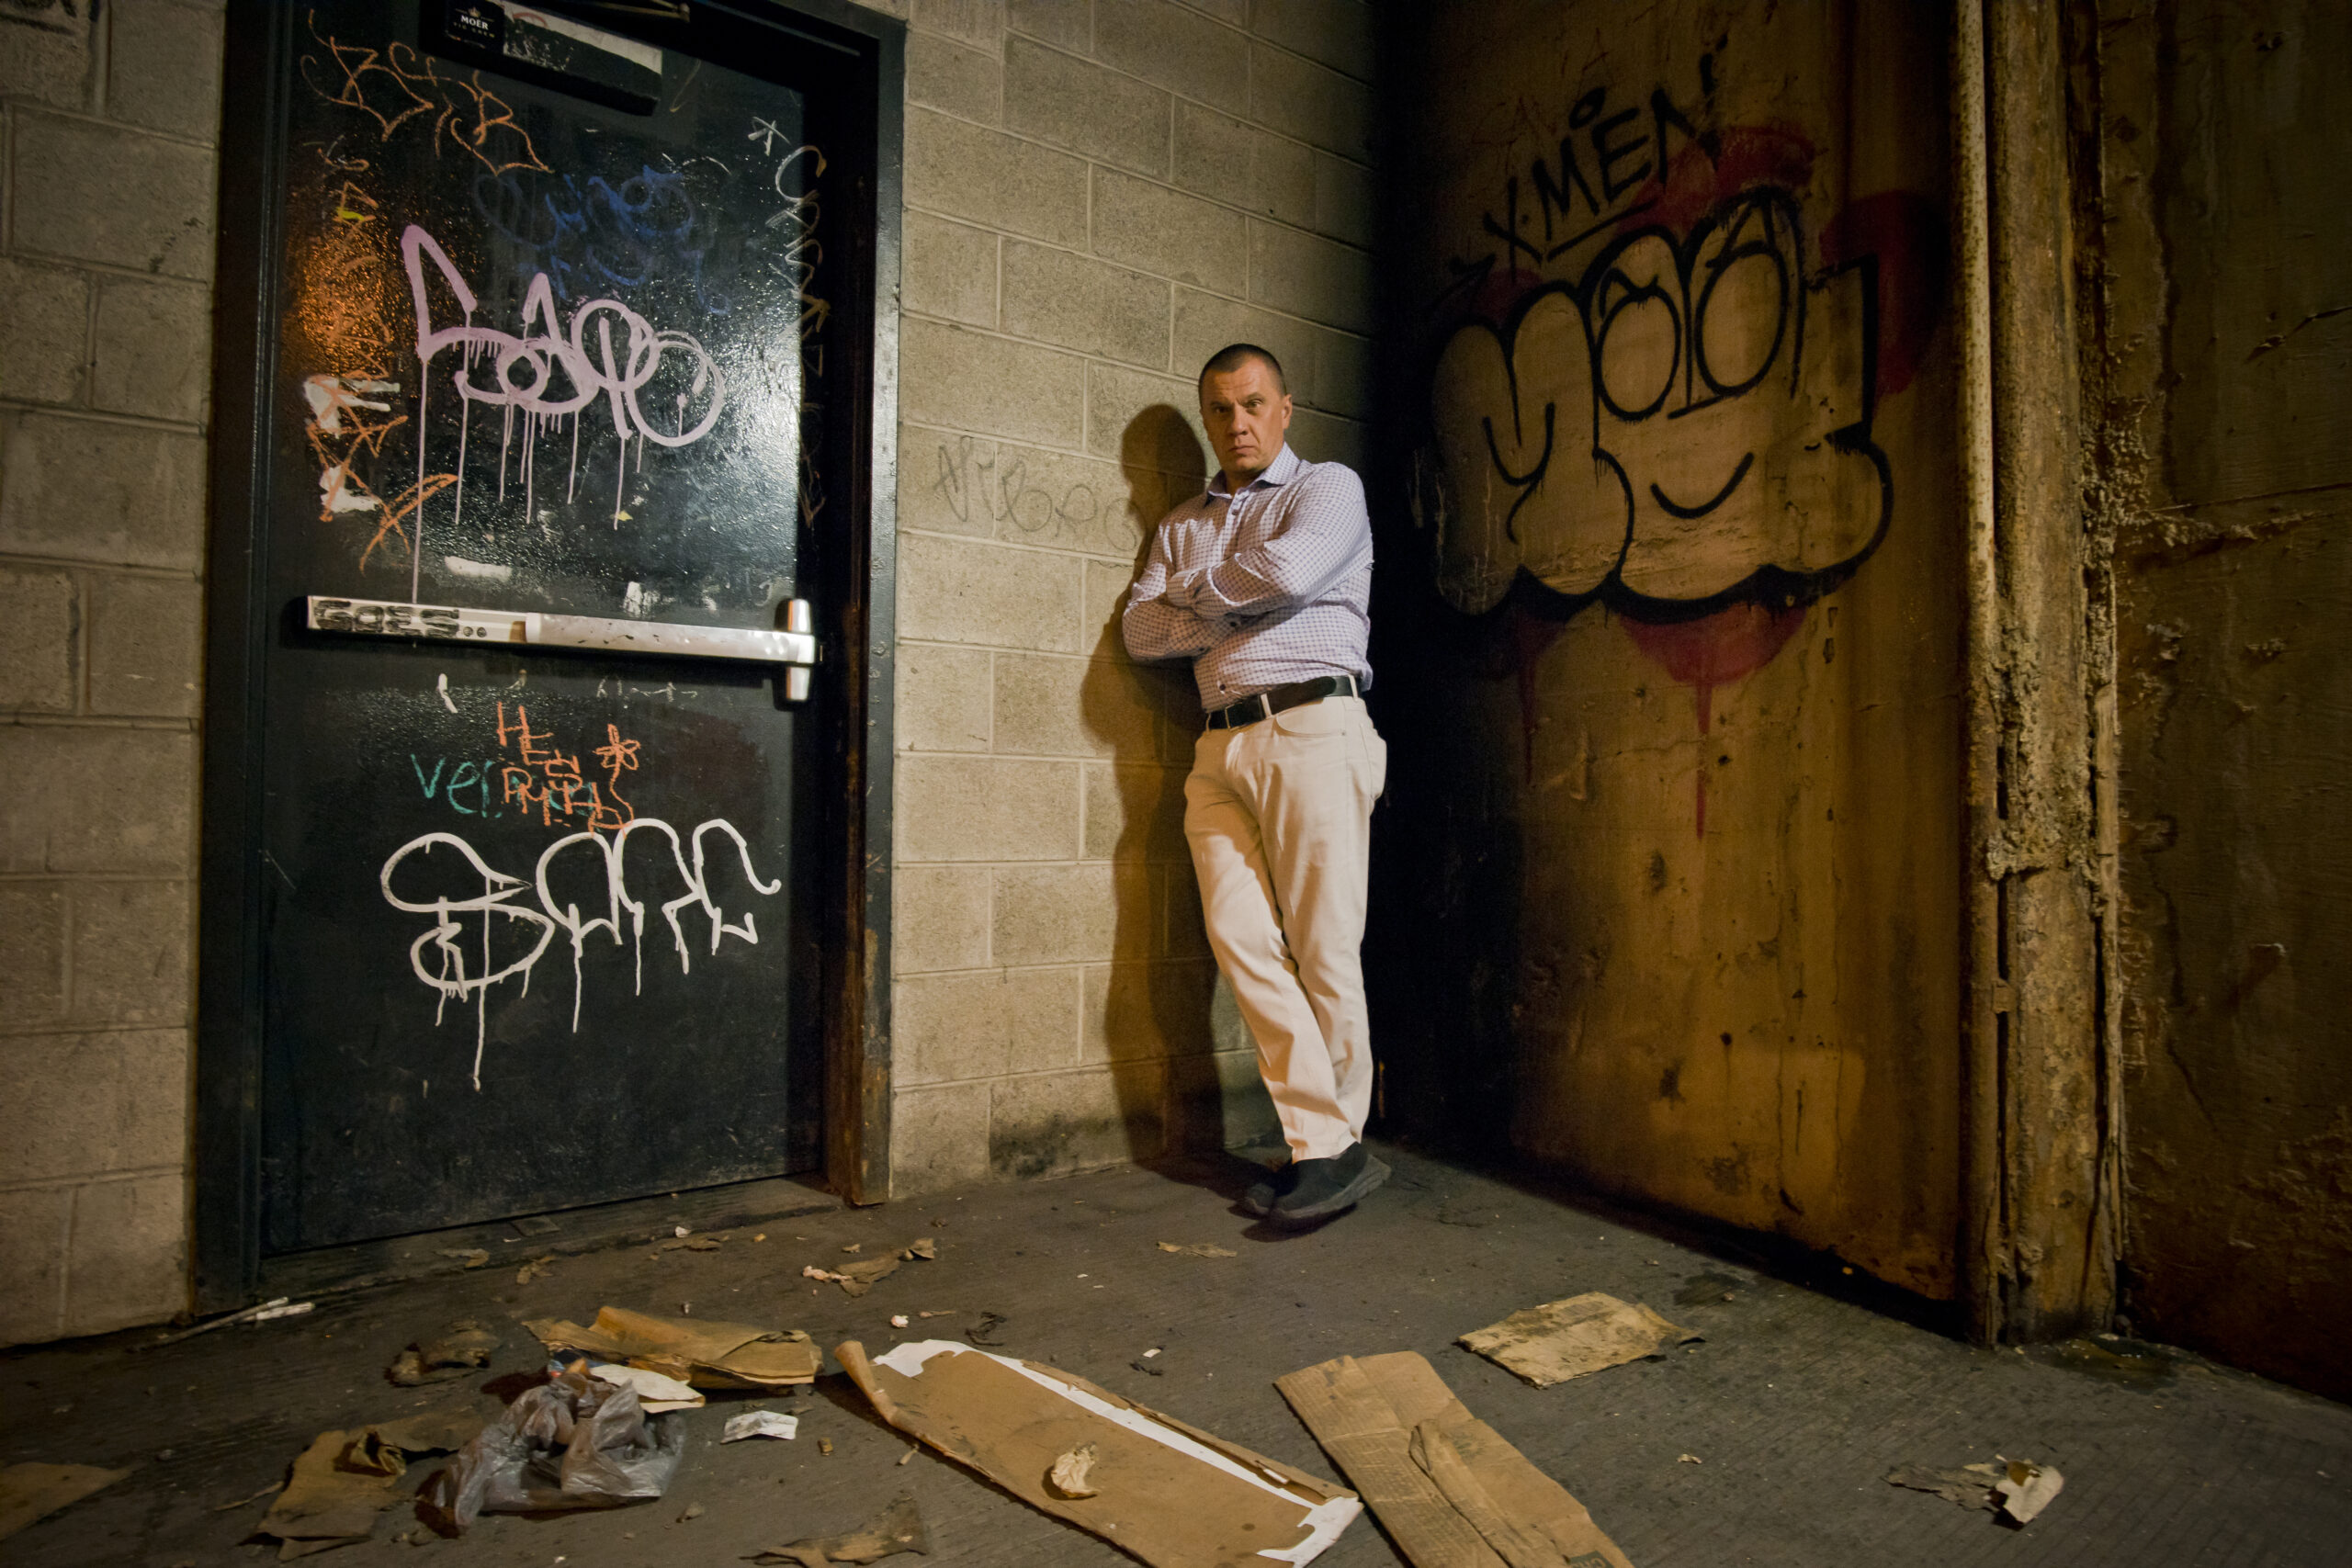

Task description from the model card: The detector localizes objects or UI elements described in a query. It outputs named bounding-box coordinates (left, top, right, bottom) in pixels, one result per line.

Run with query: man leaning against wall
left=1122, top=344, right=1388, bottom=1228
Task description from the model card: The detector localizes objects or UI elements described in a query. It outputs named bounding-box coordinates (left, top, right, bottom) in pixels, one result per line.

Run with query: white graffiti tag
left=380, top=818, right=780, bottom=1088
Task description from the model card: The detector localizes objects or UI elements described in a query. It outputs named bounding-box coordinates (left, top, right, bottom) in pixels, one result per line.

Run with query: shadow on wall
left=1056, top=405, right=1280, bottom=1174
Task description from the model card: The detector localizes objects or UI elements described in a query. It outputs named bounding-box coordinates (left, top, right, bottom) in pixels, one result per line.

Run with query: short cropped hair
left=1198, top=342, right=1287, bottom=394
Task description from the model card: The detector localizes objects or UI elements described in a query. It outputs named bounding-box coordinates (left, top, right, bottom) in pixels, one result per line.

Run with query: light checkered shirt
left=1122, top=445, right=1374, bottom=713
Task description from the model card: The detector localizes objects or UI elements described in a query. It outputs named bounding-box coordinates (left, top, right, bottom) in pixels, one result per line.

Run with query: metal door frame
left=193, top=0, right=902, bottom=1310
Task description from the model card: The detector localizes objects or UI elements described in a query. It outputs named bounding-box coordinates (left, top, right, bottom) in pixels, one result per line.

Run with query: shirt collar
left=1207, top=444, right=1302, bottom=500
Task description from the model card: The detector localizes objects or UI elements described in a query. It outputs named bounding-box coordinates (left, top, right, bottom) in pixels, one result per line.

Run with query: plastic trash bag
left=423, top=1367, right=685, bottom=1533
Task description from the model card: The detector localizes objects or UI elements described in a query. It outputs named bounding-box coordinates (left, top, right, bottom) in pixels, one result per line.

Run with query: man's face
left=1200, top=358, right=1293, bottom=484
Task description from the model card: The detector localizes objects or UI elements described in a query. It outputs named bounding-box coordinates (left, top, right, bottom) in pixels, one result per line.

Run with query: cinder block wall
left=881, top=0, right=1376, bottom=1193
left=0, top=0, right=222, bottom=1344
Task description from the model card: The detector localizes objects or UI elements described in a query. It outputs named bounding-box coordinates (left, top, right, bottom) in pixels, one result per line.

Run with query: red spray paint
left=1623, top=603, right=1806, bottom=838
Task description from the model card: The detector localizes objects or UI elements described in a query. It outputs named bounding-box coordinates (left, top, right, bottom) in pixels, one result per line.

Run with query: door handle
left=307, top=595, right=820, bottom=696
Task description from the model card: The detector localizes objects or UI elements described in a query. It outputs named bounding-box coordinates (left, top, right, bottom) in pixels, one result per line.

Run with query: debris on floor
left=526, top=1305, right=817, bottom=1388
left=965, top=1313, right=1008, bottom=1347
left=803, top=1239, right=939, bottom=1296
left=836, top=1338, right=1359, bottom=1567
left=437, top=1248, right=490, bottom=1269
left=585, top=1361, right=704, bottom=1412
left=721, top=1411, right=800, bottom=1443
left=1278, top=1351, right=1635, bottom=1568
left=1457, top=1292, right=1701, bottom=1386
left=745, top=1490, right=929, bottom=1566
left=422, top=1369, right=684, bottom=1535
left=387, top=1320, right=502, bottom=1386
left=515, top=1256, right=556, bottom=1285
left=1155, top=1242, right=1237, bottom=1258
left=1046, top=1443, right=1100, bottom=1498
left=142, top=1296, right=313, bottom=1349
left=1889, top=1458, right=2064, bottom=1525
left=0, top=1463, right=130, bottom=1543
left=257, top=1412, right=479, bottom=1557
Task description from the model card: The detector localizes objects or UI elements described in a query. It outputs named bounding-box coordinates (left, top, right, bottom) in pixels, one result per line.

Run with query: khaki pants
left=1183, top=694, right=1385, bottom=1160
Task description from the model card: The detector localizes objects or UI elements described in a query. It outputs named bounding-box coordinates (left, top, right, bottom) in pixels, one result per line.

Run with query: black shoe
left=1265, top=1143, right=1389, bottom=1227
left=1241, top=1160, right=1296, bottom=1216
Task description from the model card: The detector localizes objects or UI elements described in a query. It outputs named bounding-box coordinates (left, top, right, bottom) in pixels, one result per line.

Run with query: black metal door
left=234, top=0, right=864, bottom=1251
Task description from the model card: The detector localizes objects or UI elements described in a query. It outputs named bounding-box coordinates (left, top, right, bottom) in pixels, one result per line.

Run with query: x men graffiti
left=1411, top=70, right=1947, bottom=828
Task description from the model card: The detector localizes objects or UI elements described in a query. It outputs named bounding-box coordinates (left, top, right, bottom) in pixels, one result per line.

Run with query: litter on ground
left=1457, top=1292, right=1702, bottom=1386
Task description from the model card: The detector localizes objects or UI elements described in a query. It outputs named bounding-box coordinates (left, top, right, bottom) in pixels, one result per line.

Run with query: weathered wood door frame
left=192, top=0, right=902, bottom=1311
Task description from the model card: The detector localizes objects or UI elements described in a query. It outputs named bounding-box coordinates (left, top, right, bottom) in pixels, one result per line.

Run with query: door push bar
left=306, top=595, right=821, bottom=701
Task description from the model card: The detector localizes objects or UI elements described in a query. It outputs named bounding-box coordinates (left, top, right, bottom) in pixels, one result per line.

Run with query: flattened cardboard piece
left=1456, top=1293, right=1698, bottom=1387
left=526, top=1305, right=818, bottom=1387
left=837, top=1338, right=1359, bottom=1567
left=1276, top=1352, right=1634, bottom=1568
left=258, top=1414, right=482, bottom=1555
left=0, top=1462, right=131, bottom=1542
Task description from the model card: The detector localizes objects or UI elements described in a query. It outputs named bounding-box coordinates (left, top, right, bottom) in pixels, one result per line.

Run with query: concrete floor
left=6, top=1144, right=2349, bottom=1566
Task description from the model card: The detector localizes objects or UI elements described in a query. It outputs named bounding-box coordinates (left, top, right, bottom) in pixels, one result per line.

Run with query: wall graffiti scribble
left=380, top=817, right=783, bottom=1085
left=301, top=12, right=550, bottom=178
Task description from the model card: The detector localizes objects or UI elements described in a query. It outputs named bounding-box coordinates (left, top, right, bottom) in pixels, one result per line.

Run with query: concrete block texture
left=0, top=727, right=194, bottom=874
left=899, top=531, right=1084, bottom=652
left=1248, top=218, right=1372, bottom=333
left=0, top=1028, right=187, bottom=1184
left=63, top=1171, right=187, bottom=1333
left=1083, top=957, right=1216, bottom=1061
left=995, top=649, right=1163, bottom=759
left=1094, top=0, right=1249, bottom=114
left=1005, top=0, right=1091, bottom=51
left=992, top=861, right=1152, bottom=964
left=0, top=882, right=68, bottom=1027
left=1248, top=40, right=1372, bottom=164
left=85, top=571, right=200, bottom=717
left=0, top=257, right=91, bottom=406
left=0, top=4, right=91, bottom=111
left=1311, top=324, right=1373, bottom=420
left=1004, top=38, right=1170, bottom=177
left=1285, top=406, right=1367, bottom=472
left=905, top=108, right=1088, bottom=249
left=92, top=276, right=211, bottom=423
left=889, top=1080, right=991, bottom=1196
left=1188, top=0, right=1245, bottom=24
left=1172, top=101, right=1314, bottom=226
left=900, top=319, right=1085, bottom=449
left=906, top=29, right=1002, bottom=125
left=1091, top=168, right=1247, bottom=296
left=1170, top=288, right=1321, bottom=404
left=891, top=863, right=994, bottom=974
left=907, top=425, right=1147, bottom=560
left=71, top=879, right=191, bottom=1025
left=1314, top=149, right=1374, bottom=247
left=0, top=411, right=208, bottom=570
left=896, top=965, right=1081, bottom=1083
left=1165, top=1044, right=1280, bottom=1149
left=1249, top=0, right=1374, bottom=83
left=897, top=754, right=1080, bottom=862
left=1160, top=861, right=1210, bottom=956
left=107, top=0, right=224, bottom=141
left=898, top=642, right=994, bottom=753
left=0, top=1185, right=70, bottom=1346
left=912, top=0, right=1006, bottom=51
left=902, top=211, right=1000, bottom=330
left=0, top=565, right=78, bottom=713
left=1000, top=241, right=1170, bottom=369
left=989, top=1059, right=1165, bottom=1177
left=1085, top=361, right=1209, bottom=464
left=1082, top=556, right=1140, bottom=660
left=11, top=111, right=216, bottom=279
left=1082, top=761, right=1188, bottom=860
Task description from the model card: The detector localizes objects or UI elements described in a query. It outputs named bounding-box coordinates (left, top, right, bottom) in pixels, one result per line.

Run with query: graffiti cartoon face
left=1426, top=186, right=1890, bottom=615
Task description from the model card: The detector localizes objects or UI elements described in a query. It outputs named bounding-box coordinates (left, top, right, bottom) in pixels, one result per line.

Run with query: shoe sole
left=1265, top=1156, right=1389, bottom=1226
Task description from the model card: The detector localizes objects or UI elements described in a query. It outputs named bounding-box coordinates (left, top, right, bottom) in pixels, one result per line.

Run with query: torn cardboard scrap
left=1457, top=1293, right=1699, bottom=1387
left=1277, top=1351, right=1634, bottom=1568
left=526, top=1306, right=817, bottom=1389
left=0, top=1463, right=130, bottom=1544
left=258, top=1413, right=480, bottom=1558
left=1887, top=1457, right=2064, bottom=1525
left=388, top=1320, right=502, bottom=1386
left=1157, top=1242, right=1238, bottom=1258
left=806, top=1240, right=939, bottom=1296
left=588, top=1361, right=705, bottom=1413
left=723, top=1410, right=799, bottom=1443
left=837, top=1338, right=1359, bottom=1567
left=746, top=1491, right=929, bottom=1565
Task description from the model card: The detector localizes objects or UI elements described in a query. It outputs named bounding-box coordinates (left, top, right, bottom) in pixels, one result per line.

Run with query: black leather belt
left=1204, top=674, right=1362, bottom=730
